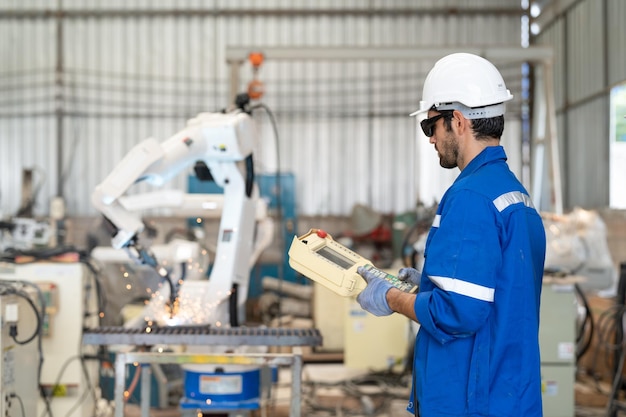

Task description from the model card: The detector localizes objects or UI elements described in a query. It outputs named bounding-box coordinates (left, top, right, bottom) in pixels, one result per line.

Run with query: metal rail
left=83, top=325, right=322, bottom=347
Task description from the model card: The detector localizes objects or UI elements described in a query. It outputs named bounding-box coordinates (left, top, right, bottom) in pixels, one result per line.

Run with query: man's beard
left=437, top=133, right=459, bottom=169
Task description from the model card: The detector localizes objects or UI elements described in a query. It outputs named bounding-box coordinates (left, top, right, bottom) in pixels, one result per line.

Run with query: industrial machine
left=0, top=281, right=40, bottom=417
left=90, top=101, right=322, bottom=415
left=0, top=261, right=100, bottom=417
left=0, top=217, right=51, bottom=251
left=539, top=277, right=578, bottom=417
left=91, top=107, right=264, bottom=328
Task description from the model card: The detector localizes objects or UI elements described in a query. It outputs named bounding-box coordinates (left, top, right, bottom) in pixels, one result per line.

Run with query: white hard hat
left=411, top=53, right=514, bottom=119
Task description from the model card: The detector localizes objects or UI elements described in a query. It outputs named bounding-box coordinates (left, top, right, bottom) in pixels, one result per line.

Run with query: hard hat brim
left=409, top=108, right=426, bottom=117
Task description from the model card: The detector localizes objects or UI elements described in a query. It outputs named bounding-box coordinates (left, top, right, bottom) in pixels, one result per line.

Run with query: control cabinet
left=540, top=279, right=578, bottom=417
left=0, top=288, right=39, bottom=417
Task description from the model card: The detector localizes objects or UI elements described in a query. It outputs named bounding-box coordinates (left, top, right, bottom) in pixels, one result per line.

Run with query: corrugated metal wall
left=0, top=0, right=525, bottom=219
left=534, top=0, right=626, bottom=210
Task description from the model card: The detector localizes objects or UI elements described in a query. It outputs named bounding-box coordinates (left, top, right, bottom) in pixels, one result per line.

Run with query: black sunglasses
left=420, top=112, right=453, bottom=137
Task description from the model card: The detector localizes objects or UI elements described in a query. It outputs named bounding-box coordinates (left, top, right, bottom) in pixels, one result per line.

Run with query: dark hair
left=470, top=116, right=505, bottom=140
left=442, top=113, right=504, bottom=140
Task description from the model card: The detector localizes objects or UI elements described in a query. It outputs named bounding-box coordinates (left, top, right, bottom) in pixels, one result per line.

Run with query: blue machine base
left=182, top=367, right=262, bottom=411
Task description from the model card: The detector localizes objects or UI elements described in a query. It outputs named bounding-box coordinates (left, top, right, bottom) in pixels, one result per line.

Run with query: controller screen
left=316, top=246, right=355, bottom=270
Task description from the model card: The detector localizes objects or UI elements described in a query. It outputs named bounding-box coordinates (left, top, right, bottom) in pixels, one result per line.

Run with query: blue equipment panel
left=254, top=173, right=300, bottom=284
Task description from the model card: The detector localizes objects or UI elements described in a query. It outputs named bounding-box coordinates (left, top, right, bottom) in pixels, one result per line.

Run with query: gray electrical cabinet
left=0, top=289, right=40, bottom=417
left=539, top=279, right=578, bottom=417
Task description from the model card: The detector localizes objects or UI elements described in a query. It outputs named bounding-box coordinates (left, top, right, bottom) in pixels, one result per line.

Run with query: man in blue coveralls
left=356, top=53, right=547, bottom=417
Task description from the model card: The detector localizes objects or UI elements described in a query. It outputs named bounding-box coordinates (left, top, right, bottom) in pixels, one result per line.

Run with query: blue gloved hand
left=397, top=267, right=421, bottom=288
left=356, top=266, right=394, bottom=316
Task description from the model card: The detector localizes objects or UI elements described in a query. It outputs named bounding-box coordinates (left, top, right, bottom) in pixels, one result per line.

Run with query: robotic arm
left=92, top=109, right=264, bottom=325
left=92, top=110, right=255, bottom=258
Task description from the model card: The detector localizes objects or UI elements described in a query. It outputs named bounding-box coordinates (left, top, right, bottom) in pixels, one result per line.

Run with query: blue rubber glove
left=356, top=266, right=394, bottom=316
left=397, top=267, right=421, bottom=288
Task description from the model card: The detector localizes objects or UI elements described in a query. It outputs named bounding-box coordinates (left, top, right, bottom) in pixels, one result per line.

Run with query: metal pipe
left=225, top=45, right=553, bottom=64
left=544, top=61, right=563, bottom=214
left=55, top=0, right=64, bottom=198
left=0, top=7, right=525, bottom=20
left=114, top=353, right=126, bottom=417
left=141, top=365, right=151, bottom=417
left=290, top=354, right=303, bottom=417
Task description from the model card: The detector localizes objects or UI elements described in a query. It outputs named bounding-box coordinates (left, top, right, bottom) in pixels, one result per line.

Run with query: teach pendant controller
left=288, top=228, right=418, bottom=297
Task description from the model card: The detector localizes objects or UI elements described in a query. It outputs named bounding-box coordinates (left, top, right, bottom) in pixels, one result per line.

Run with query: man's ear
left=452, top=109, right=469, bottom=135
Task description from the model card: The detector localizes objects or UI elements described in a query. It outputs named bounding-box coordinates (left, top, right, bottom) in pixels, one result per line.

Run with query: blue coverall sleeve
left=415, top=190, right=501, bottom=343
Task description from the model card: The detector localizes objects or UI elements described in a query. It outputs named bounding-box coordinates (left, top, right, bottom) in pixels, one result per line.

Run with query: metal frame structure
left=225, top=45, right=562, bottom=214
left=83, top=325, right=320, bottom=416
left=113, top=351, right=303, bottom=417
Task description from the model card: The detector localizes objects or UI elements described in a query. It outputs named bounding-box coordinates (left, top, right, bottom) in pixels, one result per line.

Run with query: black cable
left=38, top=355, right=81, bottom=417
left=574, top=283, right=594, bottom=361
left=250, top=102, right=286, bottom=321
left=595, top=301, right=626, bottom=415
left=163, top=269, right=177, bottom=311
left=64, top=350, right=98, bottom=417
left=245, top=154, right=255, bottom=198
left=79, top=256, right=107, bottom=326
left=63, top=262, right=101, bottom=417
left=0, top=281, right=53, bottom=417
left=584, top=302, right=626, bottom=393
left=9, top=393, right=26, bottom=417
left=0, top=278, right=50, bottom=415
left=229, top=283, right=239, bottom=327
left=9, top=289, right=42, bottom=345
left=0, top=245, right=79, bottom=263
left=615, top=263, right=626, bottom=381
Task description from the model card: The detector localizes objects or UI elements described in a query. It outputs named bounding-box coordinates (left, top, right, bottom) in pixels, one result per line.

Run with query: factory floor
left=124, top=405, right=608, bottom=417
left=121, top=363, right=612, bottom=417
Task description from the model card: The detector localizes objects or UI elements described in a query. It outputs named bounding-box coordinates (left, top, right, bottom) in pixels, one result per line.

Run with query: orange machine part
left=247, top=78, right=265, bottom=100
left=248, top=52, right=264, bottom=68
